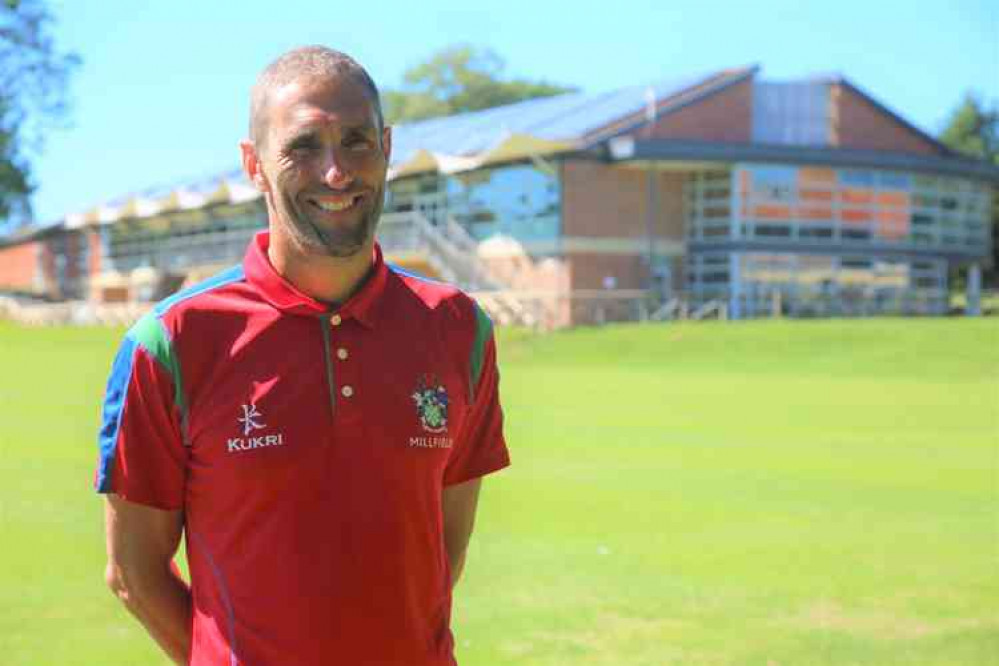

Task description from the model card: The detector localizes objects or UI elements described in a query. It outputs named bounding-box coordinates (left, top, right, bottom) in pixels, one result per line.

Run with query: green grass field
left=1, top=318, right=997, bottom=665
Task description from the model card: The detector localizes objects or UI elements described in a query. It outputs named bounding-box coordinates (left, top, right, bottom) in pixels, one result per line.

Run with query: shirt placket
left=319, top=312, right=357, bottom=424
left=318, top=313, right=340, bottom=421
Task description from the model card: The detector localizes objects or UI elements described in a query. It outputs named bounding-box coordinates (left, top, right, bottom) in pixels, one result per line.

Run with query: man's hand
left=104, top=495, right=191, bottom=664
left=442, top=477, right=483, bottom=588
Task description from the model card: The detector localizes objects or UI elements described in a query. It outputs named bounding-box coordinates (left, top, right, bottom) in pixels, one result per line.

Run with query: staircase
left=378, top=212, right=547, bottom=328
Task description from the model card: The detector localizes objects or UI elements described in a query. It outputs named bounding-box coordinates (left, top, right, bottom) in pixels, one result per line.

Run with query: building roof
left=389, top=66, right=757, bottom=162
left=608, top=137, right=999, bottom=183
left=815, top=74, right=954, bottom=156
left=58, top=66, right=756, bottom=228
left=49, top=65, right=991, bottom=229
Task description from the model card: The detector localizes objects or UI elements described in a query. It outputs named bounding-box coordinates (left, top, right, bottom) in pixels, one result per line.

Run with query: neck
left=267, top=231, right=375, bottom=305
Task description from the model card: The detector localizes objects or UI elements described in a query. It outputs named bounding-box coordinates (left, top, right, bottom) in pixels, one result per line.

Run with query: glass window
left=702, top=205, right=730, bottom=219
left=749, top=166, right=796, bottom=201
left=723, top=164, right=989, bottom=261
left=878, top=172, right=911, bottom=189
left=445, top=162, right=560, bottom=242
left=755, top=224, right=792, bottom=237
left=840, top=170, right=875, bottom=187
left=686, top=169, right=734, bottom=242
left=799, top=226, right=833, bottom=240
left=914, top=175, right=938, bottom=190
left=842, top=228, right=872, bottom=241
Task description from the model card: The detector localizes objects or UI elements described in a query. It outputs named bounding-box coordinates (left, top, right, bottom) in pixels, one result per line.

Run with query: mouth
left=307, top=193, right=365, bottom=213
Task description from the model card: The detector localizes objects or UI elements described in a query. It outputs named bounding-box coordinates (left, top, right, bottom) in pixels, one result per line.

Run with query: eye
left=345, top=134, right=374, bottom=151
left=287, top=137, right=320, bottom=155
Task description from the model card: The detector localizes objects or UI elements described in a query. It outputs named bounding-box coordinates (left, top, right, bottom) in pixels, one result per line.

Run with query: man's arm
left=104, top=494, right=191, bottom=664
left=442, top=477, right=483, bottom=588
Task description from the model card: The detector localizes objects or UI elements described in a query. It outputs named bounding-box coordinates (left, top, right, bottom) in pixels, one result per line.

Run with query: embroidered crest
left=411, top=374, right=449, bottom=433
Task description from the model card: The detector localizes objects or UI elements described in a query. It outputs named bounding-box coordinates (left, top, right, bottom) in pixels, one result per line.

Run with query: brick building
left=2, top=65, right=997, bottom=324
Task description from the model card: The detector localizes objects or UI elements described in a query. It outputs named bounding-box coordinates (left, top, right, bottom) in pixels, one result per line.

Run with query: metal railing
left=0, top=296, right=150, bottom=326
left=108, top=226, right=258, bottom=273
left=378, top=212, right=504, bottom=291
left=3, top=289, right=996, bottom=329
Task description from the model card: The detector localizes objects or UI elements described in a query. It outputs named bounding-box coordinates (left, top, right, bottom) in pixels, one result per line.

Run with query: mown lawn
left=1, top=318, right=996, bottom=665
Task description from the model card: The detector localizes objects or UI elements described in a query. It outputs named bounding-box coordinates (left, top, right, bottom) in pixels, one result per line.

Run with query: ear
left=240, top=139, right=270, bottom=193
left=381, top=125, right=392, bottom=163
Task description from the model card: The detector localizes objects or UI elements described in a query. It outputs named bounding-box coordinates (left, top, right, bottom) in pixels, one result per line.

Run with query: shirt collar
left=243, top=231, right=388, bottom=328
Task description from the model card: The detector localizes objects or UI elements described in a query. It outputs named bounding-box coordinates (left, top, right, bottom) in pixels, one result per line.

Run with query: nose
left=322, top=151, right=354, bottom=190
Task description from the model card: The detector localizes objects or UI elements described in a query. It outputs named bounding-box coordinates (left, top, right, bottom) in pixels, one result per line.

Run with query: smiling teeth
left=316, top=199, right=353, bottom=212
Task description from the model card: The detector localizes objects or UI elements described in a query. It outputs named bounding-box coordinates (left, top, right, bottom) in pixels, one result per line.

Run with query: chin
left=310, top=224, right=373, bottom=259
left=321, top=241, right=367, bottom=259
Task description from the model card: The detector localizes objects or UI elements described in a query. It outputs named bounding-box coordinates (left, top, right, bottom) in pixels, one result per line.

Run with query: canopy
left=388, top=132, right=575, bottom=181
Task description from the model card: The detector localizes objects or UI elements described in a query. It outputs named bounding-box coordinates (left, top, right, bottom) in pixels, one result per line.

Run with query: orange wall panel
left=798, top=206, right=833, bottom=221
left=799, top=168, right=837, bottom=184
left=876, top=192, right=909, bottom=207
left=841, top=209, right=873, bottom=224
left=801, top=189, right=834, bottom=202
left=753, top=204, right=792, bottom=219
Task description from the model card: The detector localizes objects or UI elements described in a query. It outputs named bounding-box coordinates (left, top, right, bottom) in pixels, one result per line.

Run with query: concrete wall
left=830, top=83, right=943, bottom=155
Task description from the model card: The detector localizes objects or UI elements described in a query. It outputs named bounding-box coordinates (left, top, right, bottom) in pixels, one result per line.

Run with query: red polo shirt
left=95, top=232, right=509, bottom=665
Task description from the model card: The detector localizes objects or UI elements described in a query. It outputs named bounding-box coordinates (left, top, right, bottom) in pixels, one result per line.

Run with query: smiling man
left=96, top=46, right=509, bottom=666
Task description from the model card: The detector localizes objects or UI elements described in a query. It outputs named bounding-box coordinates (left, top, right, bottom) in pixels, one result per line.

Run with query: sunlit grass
left=1, top=318, right=996, bottom=664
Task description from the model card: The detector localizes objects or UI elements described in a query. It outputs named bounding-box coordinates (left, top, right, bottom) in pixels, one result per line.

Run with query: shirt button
left=341, top=385, right=354, bottom=398
left=337, top=347, right=349, bottom=360
left=330, top=314, right=342, bottom=326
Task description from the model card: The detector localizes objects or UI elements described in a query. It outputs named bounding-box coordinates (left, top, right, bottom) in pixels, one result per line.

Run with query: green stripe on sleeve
left=469, top=303, right=493, bottom=398
left=129, top=312, right=186, bottom=415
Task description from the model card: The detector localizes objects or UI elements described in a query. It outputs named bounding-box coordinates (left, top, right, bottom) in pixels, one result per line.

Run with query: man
left=95, top=46, right=509, bottom=666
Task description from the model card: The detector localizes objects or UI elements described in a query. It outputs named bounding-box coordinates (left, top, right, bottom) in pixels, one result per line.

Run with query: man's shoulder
left=122, top=264, right=248, bottom=352
left=386, top=264, right=486, bottom=322
left=385, top=264, right=494, bottom=352
left=151, top=264, right=248, bottom=320
left=387, top=264, right=466, bottom=305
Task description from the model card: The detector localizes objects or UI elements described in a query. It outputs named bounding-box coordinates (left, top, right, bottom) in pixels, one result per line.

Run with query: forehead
left=267, top=75, right=378, bottom=137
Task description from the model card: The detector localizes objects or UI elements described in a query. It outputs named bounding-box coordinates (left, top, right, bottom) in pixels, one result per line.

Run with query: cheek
left=272, top=166, right=308, bottom=200
left=357, top=155, right=388, bottom=183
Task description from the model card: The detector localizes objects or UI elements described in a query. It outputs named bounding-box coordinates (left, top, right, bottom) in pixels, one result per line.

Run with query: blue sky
left=28, top=0, right=999, bottom=223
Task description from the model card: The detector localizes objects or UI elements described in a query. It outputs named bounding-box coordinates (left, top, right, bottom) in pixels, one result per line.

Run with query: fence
left=2, top=289, right=996, bottom=329
left=470, top=287, right=996, bottom=330
left=0, top=296, right=151, bottom=327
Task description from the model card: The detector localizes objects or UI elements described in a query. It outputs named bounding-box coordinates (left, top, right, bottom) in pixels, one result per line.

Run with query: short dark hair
left=249, top=46, right=383, bottom=148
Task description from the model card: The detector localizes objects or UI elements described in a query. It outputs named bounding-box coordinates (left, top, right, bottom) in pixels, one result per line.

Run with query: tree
left=939, top=93, right=999, bottom=288
left=0, top=0, right=79, bottom=231
left=383, top=45, right=575, bottom=124
left=940, top=93, right=999, bottom=164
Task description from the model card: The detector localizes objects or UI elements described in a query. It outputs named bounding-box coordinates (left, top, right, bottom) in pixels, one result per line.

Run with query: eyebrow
left=339, top=122, right=378, bottom=136
left=284, top=131, right=320, bottom=146
left=282, top=121, right=377, bottom=147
